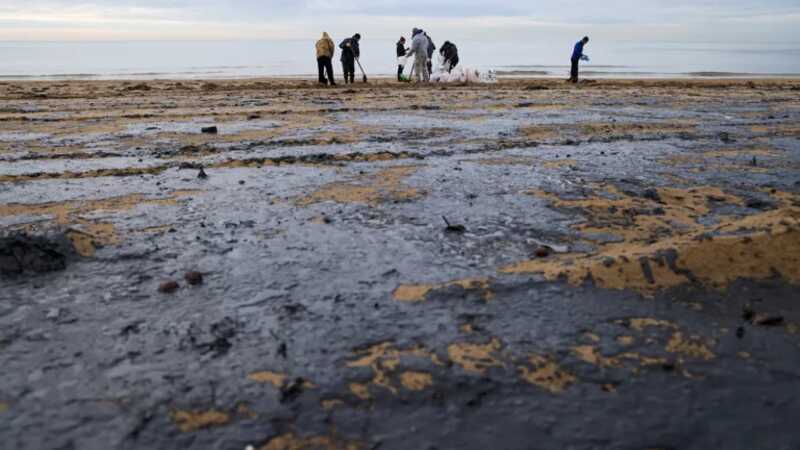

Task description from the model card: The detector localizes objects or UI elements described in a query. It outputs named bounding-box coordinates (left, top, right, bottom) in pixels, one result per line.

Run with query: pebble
left=158, top=280, right=179, bottom=294
left=185, top=271, right=204, bottom=286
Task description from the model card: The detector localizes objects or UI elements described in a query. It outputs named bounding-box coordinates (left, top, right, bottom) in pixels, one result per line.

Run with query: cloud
left=0, top=0, right=797, bottom=41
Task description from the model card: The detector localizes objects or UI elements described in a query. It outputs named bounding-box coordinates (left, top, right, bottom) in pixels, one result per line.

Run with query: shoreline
left=1, top=72, right=800, bottom=82
left=1, top=76, right=799, bottom=89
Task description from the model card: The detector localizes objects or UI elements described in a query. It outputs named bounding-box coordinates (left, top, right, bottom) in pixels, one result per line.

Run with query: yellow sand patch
left=171, top=409, right=230, bottom=432
left=620, top=318, right=677, bottom=332
left=0, top=166, right=170, bottom=182
left=574, top=345, right=669, bottom=369
left=400, top=371, right=433, bottom=391
left=518, top=355, right=576, bottom=393
left=349, top=383, right=371, bottom=400
left=447, top=338, right=504, bottom=374
left=661, top=147, right=782, bottom=167
left=572, top=345, right=622, bottom=368
left=702, top=148, right=783, bottom=158
left=502, top=228, right=800, bottom=294
left=617, top=352, right=668, bottom=366
left=295, top=166, right=423, bottom=206
left=0, top=190, right=201, bottom=256
left=321, top=399, right=344, bottom=410
left=260, top=432, right=362, bottom=450
left=616, top=336, right=635, bottom=346
left=248, top=371, right=287, bottom=388
left=518, top=125, right=558, bottom=141
left=750, top=124, right=800, bottom=137
left=766, top=189, right=800, bottom=208
left=503, top=185, right=800, bottom=294
left=392, top=285, right=434, bottom=302
left=665, top=332, right=715, bottom=361
left=542, top=159, right=576, bottom=169
left=346, top=342, right=441, bottom=397
left=392, top=277, right=494, bottom=302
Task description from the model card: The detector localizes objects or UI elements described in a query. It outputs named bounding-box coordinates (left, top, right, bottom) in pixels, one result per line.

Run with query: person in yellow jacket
left=315, top=32, right=336, bottom=86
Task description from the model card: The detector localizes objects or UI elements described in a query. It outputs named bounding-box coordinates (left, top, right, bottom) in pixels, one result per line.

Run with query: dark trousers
left=570, top=58, right=580, bottom=82
left=341, top=56, right=355, bottom=83
left=317, top=56, right=334, bottom=85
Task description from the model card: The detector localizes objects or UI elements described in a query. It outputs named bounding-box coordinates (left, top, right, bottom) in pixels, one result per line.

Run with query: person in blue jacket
left=569, top=36, right=590, bottom=83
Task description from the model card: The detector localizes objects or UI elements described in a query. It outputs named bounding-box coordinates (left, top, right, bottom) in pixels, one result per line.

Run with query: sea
left=0, top=40, right=798, bottom=80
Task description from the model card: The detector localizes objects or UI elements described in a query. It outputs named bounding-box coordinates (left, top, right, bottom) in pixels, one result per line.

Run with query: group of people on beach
left=314, top=29, right=460, bottom=86
left=396, top=29, right=460, bottom=83
left=315, top=32, right=589, bottom=85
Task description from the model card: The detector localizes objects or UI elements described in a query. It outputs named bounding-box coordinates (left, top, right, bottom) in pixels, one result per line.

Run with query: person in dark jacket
left=425, top=33, right=436, bottom=75
left=569, top=36, right=589, bottom=83
left=439, top=41, right=459, bottom=72
left=339, top=33, right=361, bottom=84
left=396, top=37, right=408, bottom=81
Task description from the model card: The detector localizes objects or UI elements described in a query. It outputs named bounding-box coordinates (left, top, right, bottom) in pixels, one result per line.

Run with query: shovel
left=356, top=58, right=368, bottom=83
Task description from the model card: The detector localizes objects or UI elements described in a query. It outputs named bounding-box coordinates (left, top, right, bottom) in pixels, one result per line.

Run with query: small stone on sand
left=185, top=271, right=204, bottom=286
left=158, top=280, right=179, bottom=294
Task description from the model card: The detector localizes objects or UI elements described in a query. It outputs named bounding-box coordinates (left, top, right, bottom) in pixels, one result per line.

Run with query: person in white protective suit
left=406, top=28, right=430, bottom=82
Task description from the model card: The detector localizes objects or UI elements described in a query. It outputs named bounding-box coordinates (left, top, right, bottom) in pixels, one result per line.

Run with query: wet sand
left=1, top=78, right=800, bottom=449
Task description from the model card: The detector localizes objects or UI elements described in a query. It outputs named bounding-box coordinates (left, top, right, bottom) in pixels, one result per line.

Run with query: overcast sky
left=1, top=0, right=799, bottom=42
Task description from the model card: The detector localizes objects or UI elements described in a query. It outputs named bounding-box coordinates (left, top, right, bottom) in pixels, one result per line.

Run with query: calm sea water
left=0, top=40, right=798, bottom=80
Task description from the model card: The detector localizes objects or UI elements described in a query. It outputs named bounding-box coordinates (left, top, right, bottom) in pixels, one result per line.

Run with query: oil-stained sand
left=1, top=78, right=800, bottom=450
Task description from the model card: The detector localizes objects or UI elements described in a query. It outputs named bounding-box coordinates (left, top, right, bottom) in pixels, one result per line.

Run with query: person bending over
left=339, top=33, right=361, bottom=84
left=569, top=36, right=590, bottom=83
left=439, top=41, right=459, bottom=73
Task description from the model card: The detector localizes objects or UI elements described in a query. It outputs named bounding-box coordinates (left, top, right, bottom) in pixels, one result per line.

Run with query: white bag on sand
left=465, top=68, right=481, bottom=83
left=429, top=64, right=497, bottom=84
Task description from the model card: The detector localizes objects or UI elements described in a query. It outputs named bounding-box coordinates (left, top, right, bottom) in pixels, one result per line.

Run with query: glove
left=581, top=55, right=590, bottom=62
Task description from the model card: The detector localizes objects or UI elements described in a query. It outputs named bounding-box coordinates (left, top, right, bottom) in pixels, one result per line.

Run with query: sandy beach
left=1, top=77, right=800, bottom=449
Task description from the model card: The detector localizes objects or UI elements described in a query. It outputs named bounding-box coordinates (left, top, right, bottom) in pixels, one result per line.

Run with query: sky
left=0, top=0, right=799, bottom=43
